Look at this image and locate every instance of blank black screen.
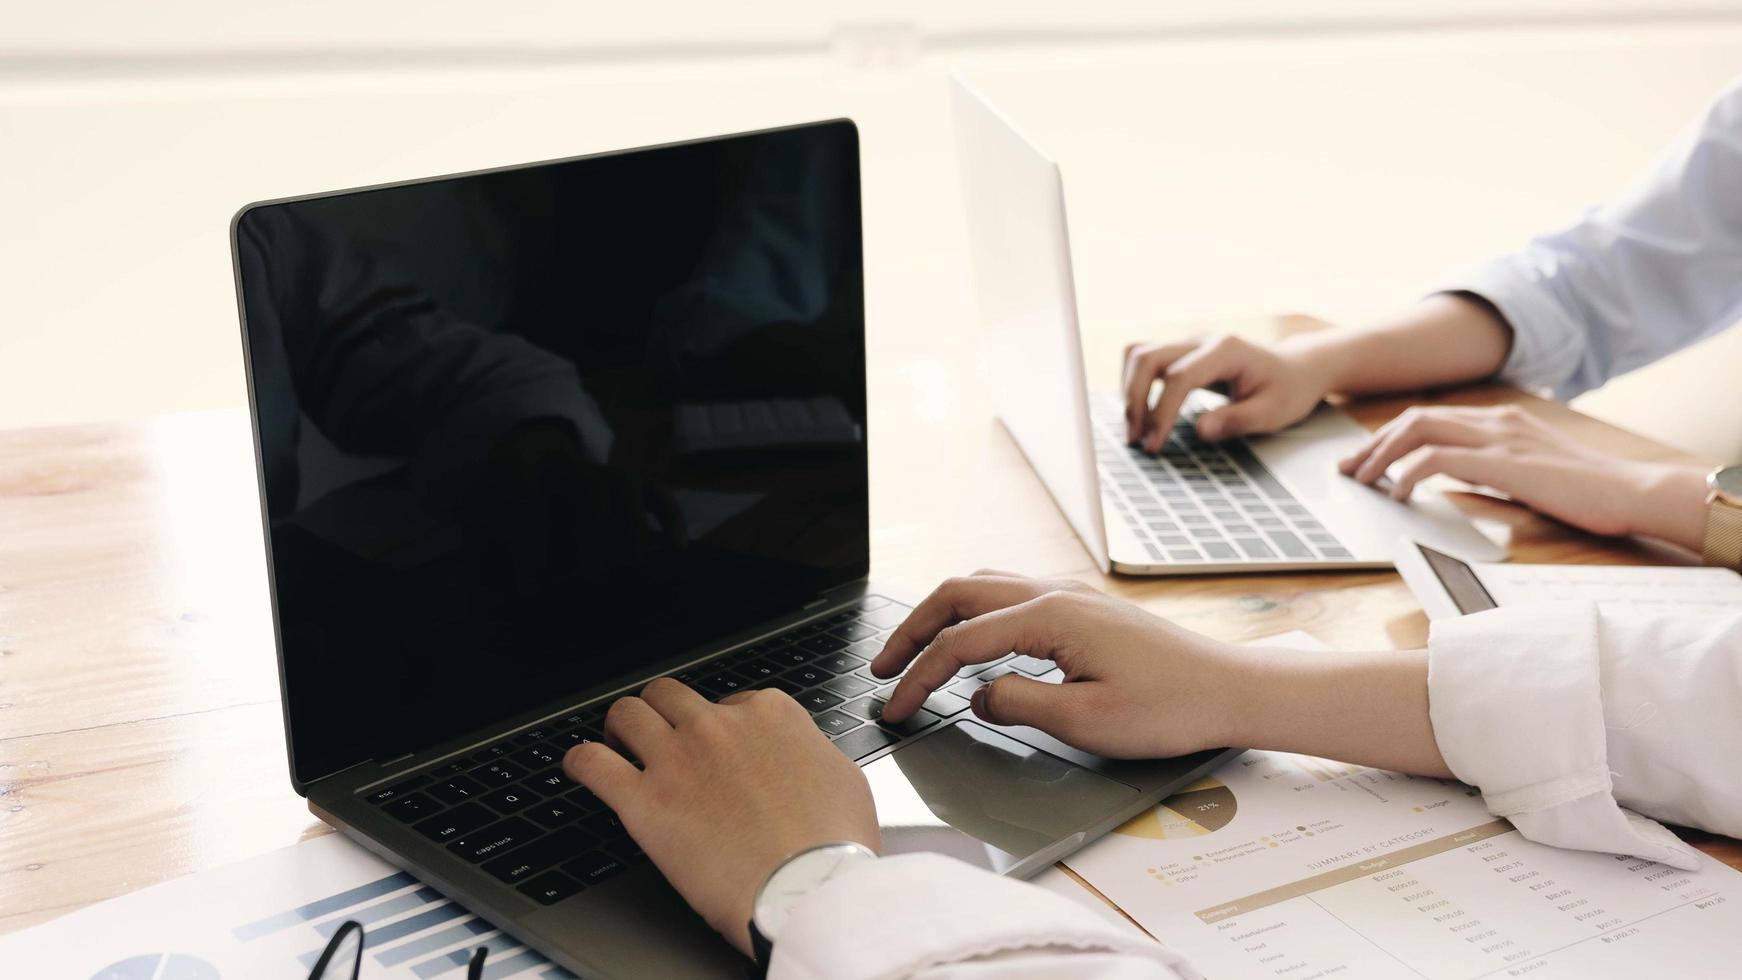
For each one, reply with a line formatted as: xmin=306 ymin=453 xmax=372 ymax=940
xmin=234 ymin=122 xmax=866 ymax=787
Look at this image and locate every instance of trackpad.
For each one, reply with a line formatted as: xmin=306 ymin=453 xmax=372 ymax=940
xmin=865 ymin=721 xmax=1139 ymax=873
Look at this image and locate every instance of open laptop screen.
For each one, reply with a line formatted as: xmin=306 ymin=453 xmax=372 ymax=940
xmin=234 ymin=121 xmax=866 ymax=788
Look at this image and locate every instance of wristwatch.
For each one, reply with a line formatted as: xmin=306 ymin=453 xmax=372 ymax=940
xmin=1703 ymin=465 xmax=1742 ymax=570
xmin=746 ymin=841 xmax=878 ymax=975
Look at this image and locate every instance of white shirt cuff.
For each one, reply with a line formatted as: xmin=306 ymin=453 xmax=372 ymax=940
xmin=1427 ymin=601 xmax=1701 ymax=871
xmin=770 ymin=853 xmax=1198 ymax=980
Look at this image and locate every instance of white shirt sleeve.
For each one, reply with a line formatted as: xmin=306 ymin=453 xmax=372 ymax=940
xmin=770 ymin=853 xmax=1200 ymax=980
xmin=1427 ymin=601 xmax=1742 ymax=872
xmin=1437 ymin=74 xmax=1742 ymax=400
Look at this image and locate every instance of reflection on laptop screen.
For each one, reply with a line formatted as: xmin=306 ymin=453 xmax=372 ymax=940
xmin=235 ymin=122 xmax=866 ymax=786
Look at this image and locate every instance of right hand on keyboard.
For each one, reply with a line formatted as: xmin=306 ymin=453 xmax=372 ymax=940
xmin=1123 ymin=333 xmax=1336 ymax=452
xmin=869 ymin=572 xmax=1250 ymax=759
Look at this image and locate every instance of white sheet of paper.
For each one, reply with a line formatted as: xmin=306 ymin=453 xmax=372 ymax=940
xmin=1062 ymin=630 xmax=1742 ymax=979
xmin=0 ymin=832 xmax=570 ymax=979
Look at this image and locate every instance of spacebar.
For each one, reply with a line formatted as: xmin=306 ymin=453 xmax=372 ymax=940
xmin=1221 ymin=443 xmax=1291 ymax=501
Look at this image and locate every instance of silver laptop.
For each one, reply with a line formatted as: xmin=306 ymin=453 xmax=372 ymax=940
xmin=232 ymin=120 xmax=1236 ymax=978
xmin=951 ymin=76 xmax=1505 ymax=575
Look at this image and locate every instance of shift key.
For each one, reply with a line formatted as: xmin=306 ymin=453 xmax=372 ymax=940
xmin=482 ymin=827 xmax=592 ymax=884
xmin=448 ymin=817 xmax=539 ymax=863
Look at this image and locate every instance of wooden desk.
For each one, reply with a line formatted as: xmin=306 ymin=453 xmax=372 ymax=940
xmin=3 ymin=324 xmax=1739 ymax=937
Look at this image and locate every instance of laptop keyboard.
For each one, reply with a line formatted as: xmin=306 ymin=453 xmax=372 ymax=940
xmin=356 ymin=594 xmax=1024 ymax=908
xmin=1090 ymin=399 xmax=1351 ymax=564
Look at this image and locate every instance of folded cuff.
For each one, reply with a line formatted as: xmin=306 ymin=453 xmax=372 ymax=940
xmin=1428 ymin=601 xmax=1700 ymax=871
xmin=772 ymin=853 xmax=1198 ymax=980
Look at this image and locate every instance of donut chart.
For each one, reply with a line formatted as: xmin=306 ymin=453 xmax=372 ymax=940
xmin=1113 ymin=776 xmax=1238 ymax=839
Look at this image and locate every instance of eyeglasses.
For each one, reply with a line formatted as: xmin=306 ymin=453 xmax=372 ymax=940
xmin=305 ymin=919 xmax=489 ymax=980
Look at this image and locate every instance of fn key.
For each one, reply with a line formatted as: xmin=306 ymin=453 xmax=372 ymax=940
xmin=517 ymin=870 xmax=582 ymax=906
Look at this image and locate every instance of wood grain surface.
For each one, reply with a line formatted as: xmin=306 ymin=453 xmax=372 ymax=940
xmin=2 ymin=316 xmax=1737 ymax=939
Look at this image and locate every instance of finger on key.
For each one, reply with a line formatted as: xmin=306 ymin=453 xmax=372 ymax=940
xmin=881 ymin=598 xmax=1059 ymax=722
xmin=562 ymin=741 xmax=641 ymax=810
xmin=603 ymin=696 xmax=675 ymax=765
xmin=1142 ymin=347 xmax=1233 ymax=453
xmin=637 ymin=676 xmax=713 ymax=728
xmin=1124 ymin=342 xmax=1195 ymax=444
xmin=871 ymin=574 xmax=1054 ymax=679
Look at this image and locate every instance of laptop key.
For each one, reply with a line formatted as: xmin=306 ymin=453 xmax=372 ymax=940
xmin=513 ymin=728 xmax=554 ymax=746
xmin=799 ymin=633 xmax=848 ymax=655
xmin=813 ymin=651 xmax=867 ymax=674
xmin=415 ymin=802 xmax=494 ymax=843
xmin=1234 ymin=538 xmax=1276 ymax=559
xmin=858 ymin=595 xmax=891 ymax=612
xmin=518 ymin=870 xmax=583 ymax=905
xmin=756 ymin=677 xmax=806 ymax=696
xmin=581 ymin=810 xmax=628 ymax=841
xmin=562 ymin=786 xmax=606 ymax=815
xmin=366 ymin=775 xmax=429 ymax=805
xmin=797 ymin=689 xmax=845 ymax=713
xmin=832 ymin=621 xmax=879 ymax=642
xmin=517 ymin=743 xmax=562 ymax=769
xmin=1008 ymin=655 xmax=1053 ymax=676
xmin=879 ymin=708 xmax=941 ymax=738
xmin=471 ymin=742 xmax=513 ymax=764
xmin=855 ymin=604 xmax=911 ymax=631
xmin=832 ymin=724 xmax=900 ymax=761
xmin=839 ymin=696 xmax=888 ymax=721
xmin=483 ymin=826 xmax=591 ymax=884
xmin=845 ymin=637 xmax=884 ymax=659
xmin=429 ymin=775 xmax=487 ymax=805
xmin=425 ymin=762 xmax=469 ymax=779
xmin=526 ymin=798 xmax=585 ymax=829
xmin=1202 ymin=542 xmax=1239 ymax=560
xmin=552 ymin=729 xmax=599 ymax=748
xmin=786 ymin=665 xmax=832 ymax=688
xmin=522 ymin=768 xmax=571 ymax=796
xmin=447 ymin=817 xmax=540 ymax=863
xmin=384 ymin=792 xmax=440 ymax=822
xmin=737 ymin=656 xmax=787 ymax=681
xmin=768 ymin=646 xmax=819 ymax=668
xmin=473 ymin=761 xmax=526 ymax=785
xmin=481 ymin=785 xmax=540 ymax=815
xmin=1268 ymin=530 xmax=1312 ymax=558
xmin=923 ymin=691 xmax=972 ymax=717
xmin=699 ymin=672 xmax=753 ymax=699
xmin=822 ymin=673 xmax=874 ymax=699
xmin=813 ymin=710 xmax=862 ymax=737
xmin=563 ymin=851 xmax=627 ymax=888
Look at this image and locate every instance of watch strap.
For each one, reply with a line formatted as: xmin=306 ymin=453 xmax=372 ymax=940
xmin=1704 ymin=490 xmax=1742 ymax=570
xmin=746 ymin=918 xmax=773 ymax=978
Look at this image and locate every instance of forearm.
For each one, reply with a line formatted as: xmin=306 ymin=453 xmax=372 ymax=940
xmin=1283 ymin=293 xmax=1514 ymax=396
xmin=1229 ymin=647 xmax=1453 ymax=778
xmin=1624 ymin=461 xmax=1709 ymax=553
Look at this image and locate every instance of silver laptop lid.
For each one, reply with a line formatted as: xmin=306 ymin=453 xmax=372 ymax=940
xmin=951 ymin=74 xmax=1111 ymax=573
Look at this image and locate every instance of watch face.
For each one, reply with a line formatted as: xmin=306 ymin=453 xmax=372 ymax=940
xmin=1715 ymin=466 xmax=1742 ymax=500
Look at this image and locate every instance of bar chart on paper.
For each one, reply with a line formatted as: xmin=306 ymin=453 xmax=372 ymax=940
xmin=1065 ymin=749 xmax=1742 ymax=979
xmin=2 ymin=834 xmax=577 ymax=979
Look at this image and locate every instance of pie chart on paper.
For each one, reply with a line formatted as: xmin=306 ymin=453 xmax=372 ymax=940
xmin=1113 ymin=776 xmax=1238 ymax=839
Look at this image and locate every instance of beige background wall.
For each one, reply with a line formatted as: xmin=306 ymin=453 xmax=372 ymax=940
xmin=4 ymin=3 xmax=1742 ymax=458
